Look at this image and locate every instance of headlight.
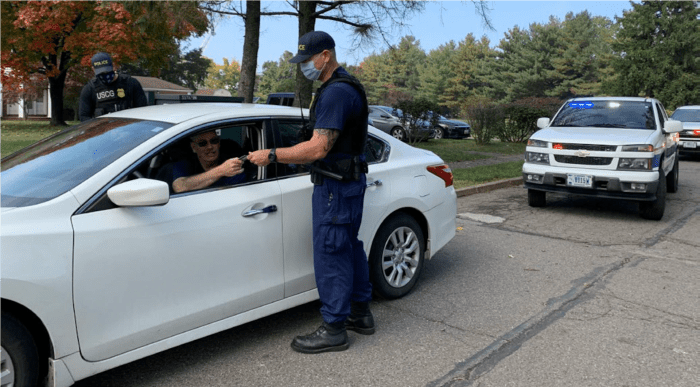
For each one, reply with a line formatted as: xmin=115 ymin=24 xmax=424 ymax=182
xmin=618 ymin=158 xmax=651 ymax=170
xmin=621 ymin=144 xmax=653 ymax=152
xmin=527 ymin=139 xmax=548 ymax=148
xmin=525 ymin=152 xmax=550 ymax=164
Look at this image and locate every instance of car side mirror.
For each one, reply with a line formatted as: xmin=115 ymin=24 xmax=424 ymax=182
xmin=537 ymin=117 xmax=550 ymax=129
xmin=663 ymin=120 xmax=683 ymax=133
xmin=107 ymin=178 xmax=170 ymax=207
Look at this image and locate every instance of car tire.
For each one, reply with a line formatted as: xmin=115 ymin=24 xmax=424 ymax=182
xmin=434 ymin=128 xmax=445 ymax=140
xmin=369 ymin=213 xmax=425 ymax=299
xmin=1 ymin=312 xmax=40 ymax=387
xmin=666 ymin=154 xmax=679 ymax=193
xmin=640 ymin=170 xmax=666 ymax=220
xmin=390 ymin=127 xmax=406 ymax=142
xmin=528 ymin=189 xmax=546 ymax=207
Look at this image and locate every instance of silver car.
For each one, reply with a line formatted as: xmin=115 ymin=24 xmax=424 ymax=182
xmin=370 ymin=105 xmax=433 ymax=142
xmin=1 ymin=103 xmax=457 ymax=387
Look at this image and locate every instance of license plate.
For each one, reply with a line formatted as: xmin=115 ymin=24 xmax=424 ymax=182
xmin=567 ymin=174 xmax=593 ymax=188
xmin=464 ymin=130 xmax=469 ymax=135
xmin=683 ymin=141 xmax=697 ymax=149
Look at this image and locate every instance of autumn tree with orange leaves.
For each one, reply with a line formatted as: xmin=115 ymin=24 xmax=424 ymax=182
xmin=1 ymin=1 xmax=208 ymax=126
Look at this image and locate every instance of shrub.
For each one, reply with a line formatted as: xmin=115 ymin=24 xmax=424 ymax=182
xmin=498 ymin=97 xmax=563 ymax=143
xmin=463 ymin=98 xmax=504 ymax=145
xmin=393 ymin=98 xmax=441 ymax=145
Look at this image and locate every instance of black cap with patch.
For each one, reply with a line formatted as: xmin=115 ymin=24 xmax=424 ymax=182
xmin=91 ymin=52 xmax=113 ymax=75
xmin=289 ymin=31 xmax=335 ymax=64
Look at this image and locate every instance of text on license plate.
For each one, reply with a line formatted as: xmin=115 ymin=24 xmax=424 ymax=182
xmin=683 ymin=141 xmax=697 ymax=148
xmin=567 ymin=174 xmax=593 ymax=188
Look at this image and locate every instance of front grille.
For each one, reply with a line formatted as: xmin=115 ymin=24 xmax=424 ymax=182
xmin=558 ymin=143 xmax=616 ymax=152
xmin=554 ymin=155 xmax=613 ymax=165
xmin=682 ymin=130 xmax=700 ymax=138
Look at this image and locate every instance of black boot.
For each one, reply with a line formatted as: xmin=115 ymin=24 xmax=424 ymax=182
xmin=345 ymin=301 xmax=375 ymax=335
xmin=290 ymin=321 xmax=349 ymax=354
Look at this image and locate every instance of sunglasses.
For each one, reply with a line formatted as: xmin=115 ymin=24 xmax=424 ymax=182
xmin=194 ymin=137 xmax=220 ymax=147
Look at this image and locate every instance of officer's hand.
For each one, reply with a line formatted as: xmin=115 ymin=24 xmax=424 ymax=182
xmin=218 ymin=158 xmax=243 ymax=177
xmin=248 ymin=150 xmax=271 ymax=167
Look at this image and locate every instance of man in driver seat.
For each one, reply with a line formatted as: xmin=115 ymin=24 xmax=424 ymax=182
xmin=172 ymin=131 xmax=246 ymax=193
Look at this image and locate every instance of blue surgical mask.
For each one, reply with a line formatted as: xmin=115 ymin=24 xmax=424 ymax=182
xmin=98 ymin=71 xmax=115 ymax=84
xmin=301 ymin=59 xmax=324 ymax=81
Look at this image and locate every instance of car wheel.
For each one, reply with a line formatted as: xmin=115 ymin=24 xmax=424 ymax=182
xmin=640 ymin=169 xmax=666 ymax=220
xmin=369 ymin=213 xmax=425 ymax=299
xmin=434 ymin=128 xmax=445 ymax=140
xmin=528 ymin=189 xmax=546 ymax=207
xmin=666 ymin=154 xmax=679 ymax=193
xmin=390 ymin=127 xmax=406 ymax=142
xmin=1 ymin=312 xmax=40 ymax=387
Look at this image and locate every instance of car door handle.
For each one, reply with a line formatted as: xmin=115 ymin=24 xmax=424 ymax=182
xmin=366 ymin=179 xmax=382 ymax=188
xmin=243 ymin=205 xmax=278 ymax=217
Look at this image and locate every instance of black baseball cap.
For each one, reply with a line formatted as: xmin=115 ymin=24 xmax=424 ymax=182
xmin=91 ymin=52 xmax=113 ymax=75
xmin=289 ymin=31 xmax=335 ymax=63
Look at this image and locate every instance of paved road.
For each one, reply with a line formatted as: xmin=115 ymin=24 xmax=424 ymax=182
xmin=76 ymin=157 xmax=699 ymax=387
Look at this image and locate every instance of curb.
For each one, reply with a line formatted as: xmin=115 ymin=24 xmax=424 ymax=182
xmin=455 ymin=177 xmax=523 ymax=197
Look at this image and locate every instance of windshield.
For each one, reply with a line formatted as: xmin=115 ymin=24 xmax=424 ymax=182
xmin=670 ymin=109 xmax=700 ymax=122
xmin=550 ymin=100 xmax=655 ymax=130
xmin=1 ymin=118 xmax=172 ymax=208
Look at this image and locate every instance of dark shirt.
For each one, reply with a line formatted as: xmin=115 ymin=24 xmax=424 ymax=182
xmin=171 ymin=158 xmax=246 ymax=191
xmin=79 ymin=74 xmax=148 ymax=122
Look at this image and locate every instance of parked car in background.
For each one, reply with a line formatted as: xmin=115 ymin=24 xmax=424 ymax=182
xmin=428 ymin=112 xmax=471 ymax=139
xmin=670 ymin=105 xmax=700 ymax=155
xmin=523 ymin=97 xmax=682 ymax=220
xmin=371 ymin=105 xmax=434 ymax=142
xmin=1 ymin=102 xmax=457 ymax=387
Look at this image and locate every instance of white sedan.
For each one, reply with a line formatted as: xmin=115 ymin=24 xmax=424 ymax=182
xmin=1 ymin=103 xmax=457 ymax=387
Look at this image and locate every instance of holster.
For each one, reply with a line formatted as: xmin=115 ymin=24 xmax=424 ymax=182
xmin=309 ymin=156 xmax=368 ymax=185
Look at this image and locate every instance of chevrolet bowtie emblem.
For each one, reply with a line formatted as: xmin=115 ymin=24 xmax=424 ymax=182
xmin=575 ymin=150 xmax=591 ymax=157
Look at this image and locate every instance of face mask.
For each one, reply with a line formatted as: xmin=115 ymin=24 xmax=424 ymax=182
xmin=98 ymin=71 xmax=115 ymax=84
xmin=301 ymin=55 xmax=325 ymax=81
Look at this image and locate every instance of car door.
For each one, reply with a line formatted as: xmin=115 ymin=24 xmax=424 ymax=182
xmin=71 ymin=122 xmax=284 ymax=362
xmin=368 ymin=107 xmax=393 ymax=134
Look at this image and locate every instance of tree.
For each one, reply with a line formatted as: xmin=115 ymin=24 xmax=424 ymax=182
xmin=442 ymin=34 xmax=495 ymax=115
xmin=257 ymin=51 xmax=297 ymax=99
xmin=603 ymin=1 xmax=700 ymax=109
xmin=1 ymin=1 xmax=208 ymax=126
xmin=121 ymin=47 xmax=213 ymax=91
xmin=204 ymin=58 xmax=241 ymax=91
xmin=393 ymin=97 xmax=440 ymax=145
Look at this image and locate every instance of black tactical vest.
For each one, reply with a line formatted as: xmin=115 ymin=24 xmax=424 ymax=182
xmin=91 ymin=74 xmax=133 ymax=116
xmin=308 ymin=69 xmax=369 ymax=156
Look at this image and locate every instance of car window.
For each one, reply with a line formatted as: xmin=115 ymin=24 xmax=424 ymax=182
xmin=1 ymin=118 xmax=172 ymax=208
xmin=655 ymin=104 xmax=667 ymax=126
xmin=364 ymin=135 xmax=390 ymax=164
xmin=550 ymin=100 xmax=655 ymax=130
xmin=273 ymin=119 xmax=312 ymax=178
xmin=670 ymin=109 xmax=700 ymax=122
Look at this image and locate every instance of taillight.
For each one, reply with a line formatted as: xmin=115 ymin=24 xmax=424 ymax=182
xmin=427 ymin=164 xmax=453 ymax=187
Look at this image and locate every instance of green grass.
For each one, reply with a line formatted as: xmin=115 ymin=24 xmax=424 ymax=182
xmin=452 ymin=160 xmax=524 ymax=189
xmin=1 ymin=120 xmax=76 ymax=157
xmin=414 ymin=138 xmax=526 ymax=162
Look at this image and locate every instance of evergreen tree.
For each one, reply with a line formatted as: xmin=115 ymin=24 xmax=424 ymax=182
xmin=603 ymin=1 xmax=700 ymax=109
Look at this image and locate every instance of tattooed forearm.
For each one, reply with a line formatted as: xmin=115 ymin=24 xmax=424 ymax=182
xmin=316 ymin=129 xmax=340 ymax=152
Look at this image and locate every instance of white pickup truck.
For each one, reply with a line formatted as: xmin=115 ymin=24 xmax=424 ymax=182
xmin=522 ymin=97 xmax=683 ymax=220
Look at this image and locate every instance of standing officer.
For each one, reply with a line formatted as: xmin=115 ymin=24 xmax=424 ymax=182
xmin=79 ymin=52 xmax=148 ymax=122
xmin=248 ymin=31 xmax=374 ymax=354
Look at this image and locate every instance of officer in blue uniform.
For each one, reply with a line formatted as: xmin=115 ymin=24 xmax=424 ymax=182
xmin=248 ymin=31 xmax=374 ymax=354
xmin=79 ymin=52 xmax=147 ymax=122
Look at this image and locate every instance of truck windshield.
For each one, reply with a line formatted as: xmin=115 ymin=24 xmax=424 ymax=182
xmin=1 ymin=118 xmax=172 ymax=208
xmin=670 ymin=109 xmax=700 ymax=122
xmin=551 ymin=101 xmax=655 ymax=130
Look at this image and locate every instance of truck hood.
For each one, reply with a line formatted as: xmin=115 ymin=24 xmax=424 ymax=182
xmin=532 ymin=127 xmax=656 ymax=145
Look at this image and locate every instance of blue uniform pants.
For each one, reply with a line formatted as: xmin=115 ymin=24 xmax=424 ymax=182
xmin=312 ymin=174 xmax=373 ymax=324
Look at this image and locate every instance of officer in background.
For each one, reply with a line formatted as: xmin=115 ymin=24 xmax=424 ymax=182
xmin=79 ymin=52 xmax=147 ymax=122
xmin=248 ymin=31 xmax=374 ymax=354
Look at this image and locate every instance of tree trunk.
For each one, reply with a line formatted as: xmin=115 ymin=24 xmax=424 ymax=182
xmin=48 ymin=72 xmax=67 ymax=126
xmin=294 ymin=1 xmax=317 ymax=109
xmin=238 ymin=1 xmax=260 ymax=103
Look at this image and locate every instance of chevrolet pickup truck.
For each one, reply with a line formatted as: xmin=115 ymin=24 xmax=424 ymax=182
xmin=523 ymin=97 xmax=683 ymax=220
